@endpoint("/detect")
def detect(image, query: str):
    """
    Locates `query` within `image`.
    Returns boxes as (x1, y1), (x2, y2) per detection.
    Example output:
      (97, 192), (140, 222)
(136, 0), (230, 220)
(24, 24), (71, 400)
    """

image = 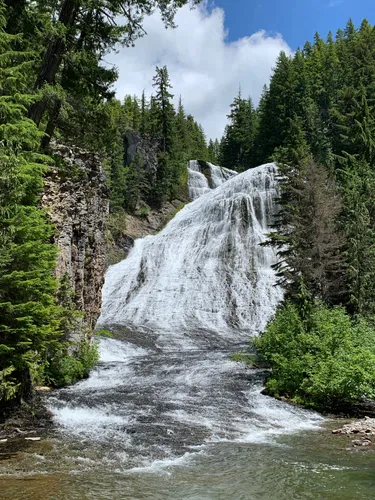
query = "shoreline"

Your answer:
(0, 393), (54, 441)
